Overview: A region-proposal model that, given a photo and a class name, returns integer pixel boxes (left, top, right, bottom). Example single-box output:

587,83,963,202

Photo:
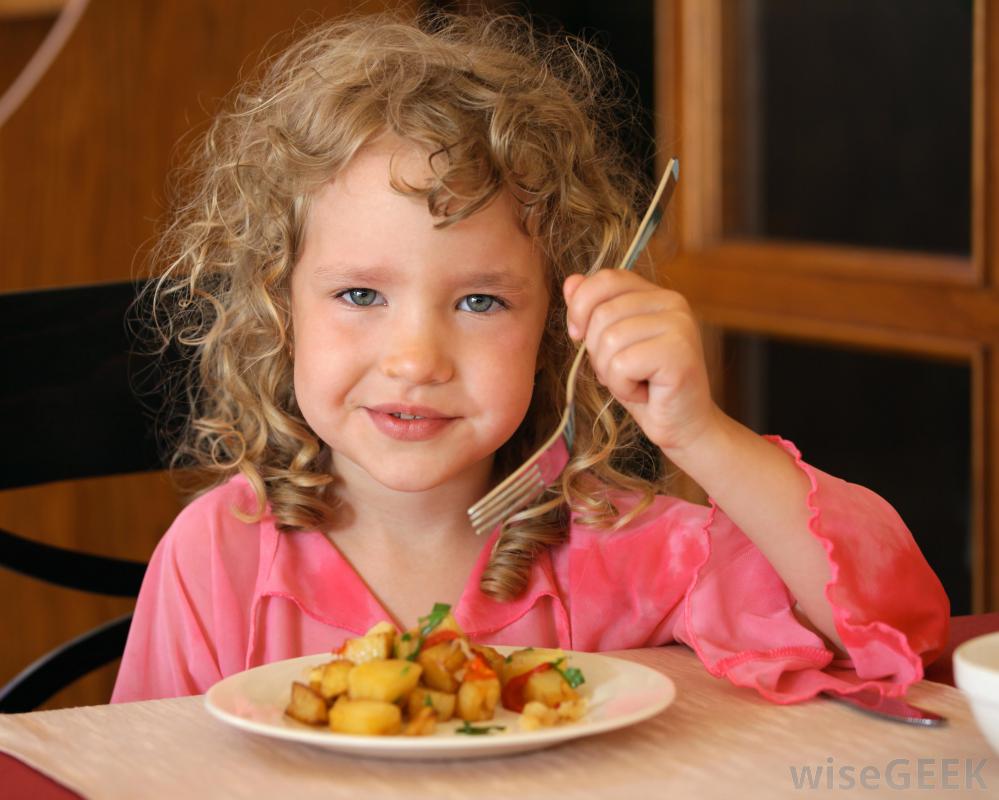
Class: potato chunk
402,705,437,736
334,629,394,665
501,648,566,684
285,682,328,725
418,641,467,693
519,700,558,730
524,667,579,708
470,644,505,676
329,697,402,735
347,659,422,703
316,660,354,702
407,687,456,721
394,631,421,661
457,676,501,722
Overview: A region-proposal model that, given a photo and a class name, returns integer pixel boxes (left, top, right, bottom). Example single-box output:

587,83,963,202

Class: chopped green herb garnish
549,658,585,689
418,603,451,638
402,665,411,675
423,693,434,707
455,720,506,736
405,603,452,662
401,632,412,641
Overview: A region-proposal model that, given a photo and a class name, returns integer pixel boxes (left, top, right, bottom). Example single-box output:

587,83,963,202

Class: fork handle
563,342,588,407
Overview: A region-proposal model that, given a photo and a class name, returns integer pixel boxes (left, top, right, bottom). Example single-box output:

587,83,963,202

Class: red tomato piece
422,629,460,650
500,662,551,713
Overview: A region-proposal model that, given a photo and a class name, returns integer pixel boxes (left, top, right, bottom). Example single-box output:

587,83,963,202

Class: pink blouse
111,437,949,705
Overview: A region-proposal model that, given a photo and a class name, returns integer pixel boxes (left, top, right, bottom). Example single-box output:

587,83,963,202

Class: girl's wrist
657,407,740,490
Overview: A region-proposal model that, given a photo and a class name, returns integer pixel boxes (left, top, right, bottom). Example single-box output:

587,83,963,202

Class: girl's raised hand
563,269,720,458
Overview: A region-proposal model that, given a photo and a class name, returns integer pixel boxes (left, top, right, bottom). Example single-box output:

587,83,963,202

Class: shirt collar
257,517,565,639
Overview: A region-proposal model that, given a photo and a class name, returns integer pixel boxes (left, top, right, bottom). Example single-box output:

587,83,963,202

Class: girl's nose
379,327,455,385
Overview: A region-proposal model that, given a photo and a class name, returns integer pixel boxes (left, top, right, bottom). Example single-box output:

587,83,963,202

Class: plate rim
204,646,676,754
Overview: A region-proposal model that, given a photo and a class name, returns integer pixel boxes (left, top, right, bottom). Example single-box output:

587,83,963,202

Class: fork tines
467,461,546,536
466,158,678,538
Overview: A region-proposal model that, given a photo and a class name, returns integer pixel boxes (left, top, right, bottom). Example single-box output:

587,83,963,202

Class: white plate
205,647,676,760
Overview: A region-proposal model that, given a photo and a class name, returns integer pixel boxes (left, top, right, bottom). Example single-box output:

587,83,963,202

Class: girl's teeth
392,413,424,420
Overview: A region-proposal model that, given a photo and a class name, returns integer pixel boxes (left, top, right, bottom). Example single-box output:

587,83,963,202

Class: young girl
112,11,948,705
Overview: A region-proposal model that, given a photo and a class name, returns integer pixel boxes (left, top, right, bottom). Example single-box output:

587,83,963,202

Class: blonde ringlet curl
138,9,674,603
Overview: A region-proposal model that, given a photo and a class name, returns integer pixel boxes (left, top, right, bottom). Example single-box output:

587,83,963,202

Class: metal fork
467,158,680,536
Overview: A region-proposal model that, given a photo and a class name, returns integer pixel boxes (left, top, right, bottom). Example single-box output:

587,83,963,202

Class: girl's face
290,138,549,498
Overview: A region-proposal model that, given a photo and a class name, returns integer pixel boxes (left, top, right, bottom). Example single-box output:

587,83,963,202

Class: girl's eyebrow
312,263,390,285
313,264,533,292
456,270,533,293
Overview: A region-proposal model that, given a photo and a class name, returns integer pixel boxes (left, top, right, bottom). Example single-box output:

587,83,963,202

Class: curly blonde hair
141,9,671,601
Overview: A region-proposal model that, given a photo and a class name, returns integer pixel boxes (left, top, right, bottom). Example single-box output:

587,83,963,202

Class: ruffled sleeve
111,479,263,703
667,436,950,704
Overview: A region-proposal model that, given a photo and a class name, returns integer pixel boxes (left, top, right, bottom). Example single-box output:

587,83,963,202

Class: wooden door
655,0,998,612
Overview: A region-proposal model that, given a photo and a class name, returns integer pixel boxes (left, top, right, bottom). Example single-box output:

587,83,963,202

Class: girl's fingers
565,269,687,342
564,270,650,339
562,274,587,338
600,333,697,406
583,290,686,354
586,312,671,379
562,273,586,303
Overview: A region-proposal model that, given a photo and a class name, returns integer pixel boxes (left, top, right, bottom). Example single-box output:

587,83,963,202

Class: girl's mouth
365,407,456,442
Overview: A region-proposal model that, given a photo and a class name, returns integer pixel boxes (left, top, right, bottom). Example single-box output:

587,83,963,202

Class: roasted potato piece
402,705,437,736
407,687,456,721
316,660,354,702
518,697,588,731
394,631,421,661
307,665,324,692
333,623,396,665
417,641,467,693
329,697,402,735
524,667,579,708
285,681,328,725
470,644,505,676
501,648,566,684
397,608,465,660
554,697,588,722
347,659,422,703
457,676,501,722
366,621,397,637
426,609,463,637
518,700,559,731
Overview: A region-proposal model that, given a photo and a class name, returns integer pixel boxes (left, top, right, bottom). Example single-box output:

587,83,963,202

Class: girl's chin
341,455,493,495
366,468,481,495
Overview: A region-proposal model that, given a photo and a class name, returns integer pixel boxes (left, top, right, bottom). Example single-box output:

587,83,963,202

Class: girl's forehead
299,141,548,286
330,137,432,196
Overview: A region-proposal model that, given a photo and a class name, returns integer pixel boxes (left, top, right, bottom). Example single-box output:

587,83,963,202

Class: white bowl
954,631,999,753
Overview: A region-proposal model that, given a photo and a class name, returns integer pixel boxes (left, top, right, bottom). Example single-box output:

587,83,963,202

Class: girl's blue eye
339,288,380,307
459,294,502,313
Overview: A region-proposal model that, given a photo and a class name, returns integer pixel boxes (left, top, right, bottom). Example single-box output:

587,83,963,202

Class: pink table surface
3,613,998,800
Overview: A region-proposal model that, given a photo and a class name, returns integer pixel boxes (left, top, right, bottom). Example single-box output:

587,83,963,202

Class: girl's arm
564,269,916,656
660,407,847,654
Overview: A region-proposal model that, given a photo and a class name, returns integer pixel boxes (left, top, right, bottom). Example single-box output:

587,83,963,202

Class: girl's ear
533,340,545,375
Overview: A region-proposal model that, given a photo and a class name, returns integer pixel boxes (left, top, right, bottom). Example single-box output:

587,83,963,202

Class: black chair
0,281,164,712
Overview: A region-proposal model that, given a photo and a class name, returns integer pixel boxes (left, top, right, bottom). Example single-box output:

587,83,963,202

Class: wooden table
0,646,995,799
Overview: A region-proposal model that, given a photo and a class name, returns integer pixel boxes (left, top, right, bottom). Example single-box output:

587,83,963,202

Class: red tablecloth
3,613,998,800
922,611,999,686
1,753,81,799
